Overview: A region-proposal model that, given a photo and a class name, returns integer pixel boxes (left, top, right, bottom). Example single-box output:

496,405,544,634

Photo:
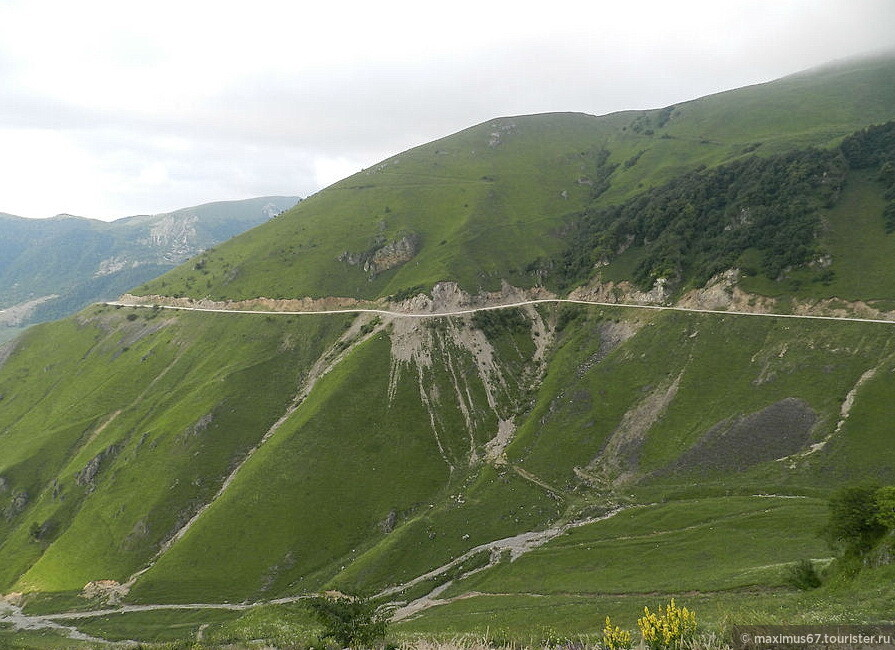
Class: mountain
1,54,895,646
0,196,300,335
133,53,895,305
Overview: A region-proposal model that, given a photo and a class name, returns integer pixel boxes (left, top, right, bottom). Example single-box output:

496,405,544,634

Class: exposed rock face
4,491,28,520
95,257,135,277
368,234,420,273
338,232,421,275
676,270,776,312
144,215,200,262
379,509,398,533
81,580,129,605
569,276,671,305
75,445,122,491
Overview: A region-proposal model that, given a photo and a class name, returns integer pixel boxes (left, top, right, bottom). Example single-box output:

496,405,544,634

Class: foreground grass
398,566,895,641
4,563,894,648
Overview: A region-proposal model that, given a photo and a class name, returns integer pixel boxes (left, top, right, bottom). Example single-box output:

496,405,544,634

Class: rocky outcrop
568,277,672,305
676,270,777,313
81,580,129,605
142,214,200,262
4,491,28,520
75,445,122,491
338,232,421,276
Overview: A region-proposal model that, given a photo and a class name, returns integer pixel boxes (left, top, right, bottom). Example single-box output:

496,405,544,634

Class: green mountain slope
135,53,895,304
2,54,895,645
0,196,299,330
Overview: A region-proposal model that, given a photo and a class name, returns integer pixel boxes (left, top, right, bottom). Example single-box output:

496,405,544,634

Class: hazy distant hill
1,54,895,645
0,196,299,333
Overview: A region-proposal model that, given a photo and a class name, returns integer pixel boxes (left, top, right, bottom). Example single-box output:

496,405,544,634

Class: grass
443,496,829,596
67,608,242,643
0,628,100,649
4,302,895,611
399,563,895,642
128,332,459,603
0,307,348,593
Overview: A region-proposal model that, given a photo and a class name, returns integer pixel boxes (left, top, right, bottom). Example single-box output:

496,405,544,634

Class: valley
1,53,895,647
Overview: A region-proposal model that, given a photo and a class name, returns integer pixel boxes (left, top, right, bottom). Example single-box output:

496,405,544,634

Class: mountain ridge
0,196,300,335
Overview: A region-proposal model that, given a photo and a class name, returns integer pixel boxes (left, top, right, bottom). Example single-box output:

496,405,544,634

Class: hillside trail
378,506,633,621
0,599,118,644
0,494,814,632
0,508,630,630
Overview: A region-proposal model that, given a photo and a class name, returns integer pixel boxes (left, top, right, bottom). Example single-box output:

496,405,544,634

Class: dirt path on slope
380,507,633,621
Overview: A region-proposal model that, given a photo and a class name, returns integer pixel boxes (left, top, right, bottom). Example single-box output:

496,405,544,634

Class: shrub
787,558,822,590
304,593,390,648
821,484,887,555
637,599,697,649
875,486,895,529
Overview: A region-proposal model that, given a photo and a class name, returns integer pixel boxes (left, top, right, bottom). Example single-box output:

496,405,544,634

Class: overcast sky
1,0,893,220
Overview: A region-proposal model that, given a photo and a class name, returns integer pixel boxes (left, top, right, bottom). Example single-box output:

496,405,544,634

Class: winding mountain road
105,297,895,326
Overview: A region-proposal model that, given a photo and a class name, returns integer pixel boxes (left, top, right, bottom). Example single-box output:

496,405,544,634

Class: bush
875,486,895,529
304,593,390,648
787,558,822,590
821,484,887,555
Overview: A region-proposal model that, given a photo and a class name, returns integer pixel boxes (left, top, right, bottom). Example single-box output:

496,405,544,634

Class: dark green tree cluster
553,148,846,290
822,484,895,568
790,484,894,590
305,593,390,648
839,120,895,231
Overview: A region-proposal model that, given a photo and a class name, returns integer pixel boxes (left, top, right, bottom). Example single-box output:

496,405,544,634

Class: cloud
0,0,893,219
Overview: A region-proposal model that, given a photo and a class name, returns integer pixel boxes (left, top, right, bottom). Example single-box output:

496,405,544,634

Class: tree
305,593,390,648
875,486,895,530
821,484,887,555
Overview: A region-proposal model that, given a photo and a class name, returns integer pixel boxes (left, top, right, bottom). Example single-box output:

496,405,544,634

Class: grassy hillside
1,302,894,645
135,54,895,303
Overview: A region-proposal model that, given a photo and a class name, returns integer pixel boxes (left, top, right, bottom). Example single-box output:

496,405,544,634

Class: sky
1,0,893,221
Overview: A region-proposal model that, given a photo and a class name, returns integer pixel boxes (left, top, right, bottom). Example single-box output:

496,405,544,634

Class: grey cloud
1,0,893,219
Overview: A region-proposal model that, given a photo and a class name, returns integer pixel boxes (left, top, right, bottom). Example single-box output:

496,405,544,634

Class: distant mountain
0,196,299,329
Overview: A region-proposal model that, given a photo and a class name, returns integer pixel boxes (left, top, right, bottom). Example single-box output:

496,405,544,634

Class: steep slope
0,196,299,330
